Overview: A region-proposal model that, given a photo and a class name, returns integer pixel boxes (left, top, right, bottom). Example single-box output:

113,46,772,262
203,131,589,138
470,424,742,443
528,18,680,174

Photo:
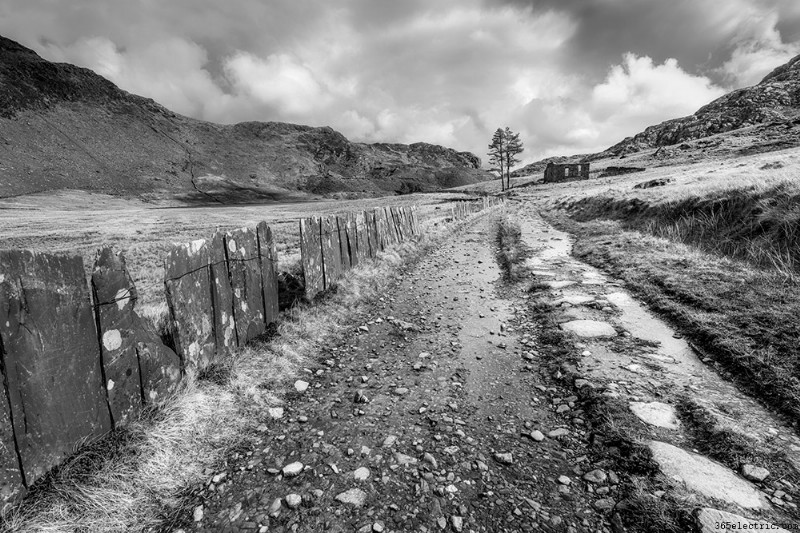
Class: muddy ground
183,207,799,533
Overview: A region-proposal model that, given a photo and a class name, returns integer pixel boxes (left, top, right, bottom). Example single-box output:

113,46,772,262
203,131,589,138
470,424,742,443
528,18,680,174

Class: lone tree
487,127,524,191
487,128,506,190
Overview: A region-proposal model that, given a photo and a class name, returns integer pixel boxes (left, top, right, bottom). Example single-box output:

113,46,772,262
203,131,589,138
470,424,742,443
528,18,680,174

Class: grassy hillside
0,36,490,203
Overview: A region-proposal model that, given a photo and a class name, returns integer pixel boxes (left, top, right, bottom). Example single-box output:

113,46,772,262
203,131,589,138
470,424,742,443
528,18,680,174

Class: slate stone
320,216,342,289
386,207,401,243
410,206,420,235
629,401,680,430
0,340,22,508
336,215,352,271
345,213,361,267
375,209,391,248
164,239,215,369
365,210,381,256
354,212,370,264
649,441,769,509
256,221,279,325
560,320,617,338
211,231,238,355
299,217,324,299
135,327,182,405
226,227,265,345
0,250,111,487
91,247,144,428
390,207,404,242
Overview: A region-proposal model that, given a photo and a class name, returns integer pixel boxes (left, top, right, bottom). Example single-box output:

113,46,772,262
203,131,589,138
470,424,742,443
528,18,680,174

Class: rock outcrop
0,36,490,203
599,54,800,157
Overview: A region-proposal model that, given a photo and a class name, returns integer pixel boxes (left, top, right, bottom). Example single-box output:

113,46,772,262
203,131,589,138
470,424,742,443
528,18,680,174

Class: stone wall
0,220,280,509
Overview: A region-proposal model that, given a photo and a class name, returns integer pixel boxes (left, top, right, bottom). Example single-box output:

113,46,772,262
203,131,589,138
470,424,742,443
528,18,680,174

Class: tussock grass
495,215,533,281
2,205,488,533
552,215,800,422
567,183,800,279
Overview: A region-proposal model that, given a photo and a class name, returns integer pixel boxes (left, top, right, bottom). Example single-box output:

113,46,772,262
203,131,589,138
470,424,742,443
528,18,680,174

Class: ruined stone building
543,162,590,183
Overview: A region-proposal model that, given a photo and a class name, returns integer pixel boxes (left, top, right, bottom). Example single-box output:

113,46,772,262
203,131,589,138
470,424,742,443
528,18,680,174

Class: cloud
224,52,326,116
591,54,726,126
718,11,800,86
40,36,227,119
0,0,797,165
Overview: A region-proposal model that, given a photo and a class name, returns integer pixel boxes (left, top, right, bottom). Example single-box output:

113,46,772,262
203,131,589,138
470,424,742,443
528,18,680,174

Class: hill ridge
0,36,490,203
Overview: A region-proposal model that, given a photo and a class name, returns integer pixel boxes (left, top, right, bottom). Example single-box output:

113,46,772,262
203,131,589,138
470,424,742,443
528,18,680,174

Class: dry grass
494,214,533,281
550,215,800,422
1,201,495,533
0,190,473,307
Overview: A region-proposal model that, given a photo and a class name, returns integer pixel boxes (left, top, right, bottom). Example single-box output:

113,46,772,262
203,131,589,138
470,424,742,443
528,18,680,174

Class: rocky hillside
599,54,800,157
0,36,490,203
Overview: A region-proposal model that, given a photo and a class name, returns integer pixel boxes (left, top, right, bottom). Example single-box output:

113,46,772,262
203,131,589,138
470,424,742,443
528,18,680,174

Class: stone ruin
543,162,590,183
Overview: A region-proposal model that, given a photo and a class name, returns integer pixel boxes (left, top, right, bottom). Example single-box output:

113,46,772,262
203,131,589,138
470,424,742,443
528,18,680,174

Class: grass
1,201,495,532
548,214,800,423
494,214,533,281
0,190,475,307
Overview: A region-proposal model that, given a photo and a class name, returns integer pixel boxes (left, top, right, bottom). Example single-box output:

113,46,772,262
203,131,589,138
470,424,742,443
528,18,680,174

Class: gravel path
189,214,616,533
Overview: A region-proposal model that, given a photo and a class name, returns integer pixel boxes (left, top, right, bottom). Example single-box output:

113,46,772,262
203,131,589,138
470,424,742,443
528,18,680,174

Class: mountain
599,54,800,158
513,53,800,177
0,36,490,203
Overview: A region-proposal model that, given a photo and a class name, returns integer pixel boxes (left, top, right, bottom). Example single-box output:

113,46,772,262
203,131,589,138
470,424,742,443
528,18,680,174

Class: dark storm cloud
492,0,800,82
0,0,797,162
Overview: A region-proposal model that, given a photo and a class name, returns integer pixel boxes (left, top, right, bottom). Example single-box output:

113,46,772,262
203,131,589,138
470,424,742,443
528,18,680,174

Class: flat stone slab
697,508,789,533
561,320,617,338
629,402,680,430
555,295,596,306
649,441,769,509
545,280,577,289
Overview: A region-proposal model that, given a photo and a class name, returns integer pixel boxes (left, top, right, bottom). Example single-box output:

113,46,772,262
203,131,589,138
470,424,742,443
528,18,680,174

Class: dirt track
187,206,799,533
189,212,612,533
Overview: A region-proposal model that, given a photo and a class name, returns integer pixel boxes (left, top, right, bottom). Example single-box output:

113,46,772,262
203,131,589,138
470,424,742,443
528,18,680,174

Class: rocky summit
600,54,800,157
0,35,490,203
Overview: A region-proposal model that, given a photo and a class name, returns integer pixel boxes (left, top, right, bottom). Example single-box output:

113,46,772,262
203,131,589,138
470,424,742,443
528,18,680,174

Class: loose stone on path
335,488,367,507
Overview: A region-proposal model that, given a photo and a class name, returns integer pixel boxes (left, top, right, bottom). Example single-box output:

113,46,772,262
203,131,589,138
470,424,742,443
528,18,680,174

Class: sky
1,0,799,165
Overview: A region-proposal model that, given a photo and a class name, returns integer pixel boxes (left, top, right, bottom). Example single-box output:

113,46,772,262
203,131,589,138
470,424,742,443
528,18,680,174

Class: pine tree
487,128,505,191
503,127,524,190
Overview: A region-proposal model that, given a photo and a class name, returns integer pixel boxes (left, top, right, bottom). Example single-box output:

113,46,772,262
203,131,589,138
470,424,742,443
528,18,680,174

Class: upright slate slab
135,328,182,405
164,239,215,369
226,227,265,345
364,210,378,257
320,216,342,288
353,213,369,265
91,248,144,428
384,207,399,244
0,250,111,487
211,231,238,355
410,206,420,235
336,215,352,271
256,221,279,325
374,209,390,250
299,217,324,299
0,338,21,508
